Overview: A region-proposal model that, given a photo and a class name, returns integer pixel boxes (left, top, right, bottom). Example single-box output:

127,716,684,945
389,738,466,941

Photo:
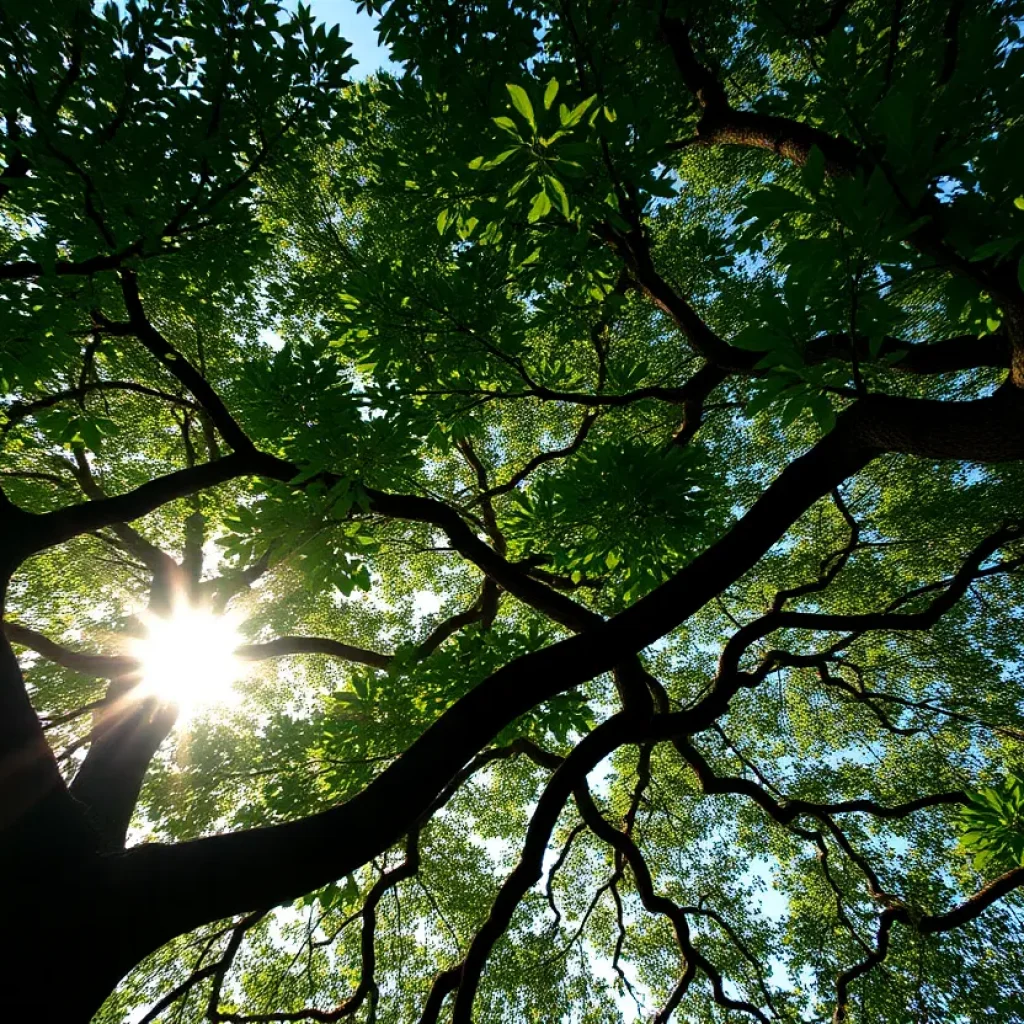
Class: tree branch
449,713,643,1023
833,864,1024,1020
937,0,966,86
657,15,1024,317
26,453,252,556
474,411,598,502
3,381,201,432
0,599,94,869
3,621,136,678
68,692,177,852
210,837,419,1023
236,636,392,671
671,735,966,826
63,387,1024,974
136,911,268,1024
117,271,256,453
413,581,500,660
575,783,770,1022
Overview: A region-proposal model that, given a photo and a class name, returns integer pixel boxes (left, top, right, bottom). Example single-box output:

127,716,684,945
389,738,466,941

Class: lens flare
130,602,245,718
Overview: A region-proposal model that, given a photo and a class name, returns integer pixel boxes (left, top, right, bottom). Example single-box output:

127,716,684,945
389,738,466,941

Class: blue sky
304,0,398,75
109,0,398,74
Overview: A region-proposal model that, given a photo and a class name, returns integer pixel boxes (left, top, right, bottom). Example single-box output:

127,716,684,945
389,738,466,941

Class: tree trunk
3,872,150,1023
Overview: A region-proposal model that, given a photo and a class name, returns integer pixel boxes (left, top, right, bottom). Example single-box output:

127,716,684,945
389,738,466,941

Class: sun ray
129,600,246,719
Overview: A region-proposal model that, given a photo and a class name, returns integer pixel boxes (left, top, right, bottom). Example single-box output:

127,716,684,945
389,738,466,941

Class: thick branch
937,0,966,86
118,271,256,453
79,388,1024,967
0,589,94,869
575,784,770,1022
917,865,1024,934
658,16,1023,314
660,16,862,174
450,713,643,1023
3,621,136,678
69,692,177,852
26,453,251,556
805,332,1010,375
236,636,392,671
0,250,141,281
10,622,393,675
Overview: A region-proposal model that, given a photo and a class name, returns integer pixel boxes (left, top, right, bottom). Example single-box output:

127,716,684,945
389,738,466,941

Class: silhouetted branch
3,621,136,678
3,381,200,432
673,736,967,826
813,0,852,36
449,714,643,1023
136,911,267,1024
209,838,419,1023
236,636,392,670
575,784,771,1022
833,864,1024,1020
414,580,500,660
832,907,897,1023
771,488,860,612
117,272,257,453
719,520,1024,683
475,411,598,501
937,0,966,85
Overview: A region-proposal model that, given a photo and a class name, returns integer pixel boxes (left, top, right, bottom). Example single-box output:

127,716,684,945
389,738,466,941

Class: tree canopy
2,0,1024,1021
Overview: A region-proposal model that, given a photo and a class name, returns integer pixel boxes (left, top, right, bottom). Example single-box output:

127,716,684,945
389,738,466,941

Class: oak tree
2,0,1024,1021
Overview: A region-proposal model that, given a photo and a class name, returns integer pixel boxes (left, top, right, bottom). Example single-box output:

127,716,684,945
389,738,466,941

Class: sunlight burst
130,603,246,717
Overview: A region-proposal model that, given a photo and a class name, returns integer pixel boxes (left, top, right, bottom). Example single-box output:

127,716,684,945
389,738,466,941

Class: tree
2,0,1024,1019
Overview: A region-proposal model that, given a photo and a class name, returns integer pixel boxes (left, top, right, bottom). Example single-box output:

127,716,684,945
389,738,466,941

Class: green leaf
543,78,559,110
527,189,552,222
970,237,1020,261
343,873,360,903
808,394,835,432
559,95,596,127
733,325,786,351
802,144,825,194
546,175,570,217
742,185,812,227
78,419,104,452
506,83,536,130
486,148,519,167
646,174,676,199
780,395,807,427
351,673,370,700
868,333,887,358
